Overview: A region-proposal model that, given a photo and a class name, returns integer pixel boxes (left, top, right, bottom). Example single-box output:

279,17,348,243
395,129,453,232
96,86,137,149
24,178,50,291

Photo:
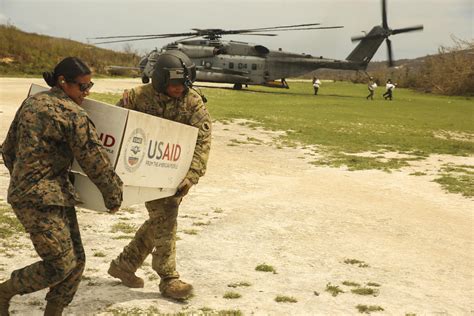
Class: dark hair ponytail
42,57,91,87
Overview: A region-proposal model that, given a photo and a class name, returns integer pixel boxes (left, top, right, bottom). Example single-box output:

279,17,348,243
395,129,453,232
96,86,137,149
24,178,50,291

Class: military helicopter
92,0,423,90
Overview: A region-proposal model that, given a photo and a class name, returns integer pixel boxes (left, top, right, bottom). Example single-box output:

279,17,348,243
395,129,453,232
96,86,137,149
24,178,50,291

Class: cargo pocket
30,226,73,262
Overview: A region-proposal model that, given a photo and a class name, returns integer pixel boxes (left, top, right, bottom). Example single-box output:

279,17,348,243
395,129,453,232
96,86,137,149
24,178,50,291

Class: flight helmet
151,50,196,93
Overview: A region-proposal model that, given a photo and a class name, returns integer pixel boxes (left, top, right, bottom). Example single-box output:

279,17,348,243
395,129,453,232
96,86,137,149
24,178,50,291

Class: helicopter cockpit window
251,64,257,70
229,62,234,69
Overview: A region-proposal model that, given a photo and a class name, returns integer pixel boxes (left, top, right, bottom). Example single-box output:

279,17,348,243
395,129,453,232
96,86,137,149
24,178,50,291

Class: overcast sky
0,0,472,61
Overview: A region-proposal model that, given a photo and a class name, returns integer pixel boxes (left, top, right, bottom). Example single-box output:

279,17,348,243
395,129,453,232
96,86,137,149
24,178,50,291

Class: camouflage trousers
112,196,181,279
10,204,85,306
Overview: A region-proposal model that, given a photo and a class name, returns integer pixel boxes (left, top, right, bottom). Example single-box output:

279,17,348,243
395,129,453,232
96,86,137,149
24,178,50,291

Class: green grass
192,221,211,226
410,171,427,176
182,229,198,235
110,222,137,234
356,304,384,313
147,273,160,281
207,82,472,154
325,283,344,296
367,282,381,287
255,263,277,273
223,291,242,299
343,258,370,268
91,81,473,160
119,206,136,213
0,203,24,239
227,281,251,288
351,287,379,296
274,295,298,303
342,281,361,287
433,164,474,197
108,306,161,316
90,82,473,196
112,235,133,240
27,299,43,306
197,308,242,316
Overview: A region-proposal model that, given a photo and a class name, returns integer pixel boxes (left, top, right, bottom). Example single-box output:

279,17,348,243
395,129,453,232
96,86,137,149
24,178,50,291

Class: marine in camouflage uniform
109,83,211,297
0,87,123,310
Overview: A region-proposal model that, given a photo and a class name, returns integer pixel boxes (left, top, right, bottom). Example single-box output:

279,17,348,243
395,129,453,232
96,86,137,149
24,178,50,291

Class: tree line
0,24,140,76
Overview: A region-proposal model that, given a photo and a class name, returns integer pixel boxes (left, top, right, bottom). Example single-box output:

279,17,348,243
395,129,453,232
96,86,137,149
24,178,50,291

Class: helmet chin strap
179,58,193,88
177,58,206,102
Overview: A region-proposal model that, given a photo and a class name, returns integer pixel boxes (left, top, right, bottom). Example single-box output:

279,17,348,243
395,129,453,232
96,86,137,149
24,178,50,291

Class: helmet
151,50,196,93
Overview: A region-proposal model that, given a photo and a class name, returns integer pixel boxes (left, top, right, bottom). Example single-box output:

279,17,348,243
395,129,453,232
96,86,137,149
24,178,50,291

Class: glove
175,178,193,198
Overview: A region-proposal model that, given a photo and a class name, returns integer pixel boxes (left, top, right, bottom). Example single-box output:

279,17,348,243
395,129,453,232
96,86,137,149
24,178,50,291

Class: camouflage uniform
1,87,123,306
111,84,211,280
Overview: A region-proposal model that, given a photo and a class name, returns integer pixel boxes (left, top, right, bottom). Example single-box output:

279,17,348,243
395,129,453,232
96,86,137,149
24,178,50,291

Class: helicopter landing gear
233,83,242,90
141,75,150,84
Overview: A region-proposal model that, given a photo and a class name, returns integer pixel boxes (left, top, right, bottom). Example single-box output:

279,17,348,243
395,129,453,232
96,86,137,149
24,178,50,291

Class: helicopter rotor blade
89,32,198,40
382,0,388,29
351,34,379,42
386,38,394,67
93,35,186,45
222,26,344,37
175,35,202,42
391,25,424,35
231,22,322,32
91,22,345,44
90,23,325,41
233,33,278,37
262,26,344,32
351,35,365,42
351,24,423,42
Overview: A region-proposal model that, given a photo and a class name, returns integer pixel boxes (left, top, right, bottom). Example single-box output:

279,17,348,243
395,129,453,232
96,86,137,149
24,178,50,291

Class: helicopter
92,0,423,90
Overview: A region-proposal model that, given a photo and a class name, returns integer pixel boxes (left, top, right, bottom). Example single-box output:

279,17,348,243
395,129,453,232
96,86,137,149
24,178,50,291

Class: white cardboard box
29,84,198,211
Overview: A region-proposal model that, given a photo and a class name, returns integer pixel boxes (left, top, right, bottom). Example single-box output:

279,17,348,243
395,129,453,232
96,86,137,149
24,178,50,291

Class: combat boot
0,279,17,316
107,261,144,288
159,278,193,300
44,301,64,316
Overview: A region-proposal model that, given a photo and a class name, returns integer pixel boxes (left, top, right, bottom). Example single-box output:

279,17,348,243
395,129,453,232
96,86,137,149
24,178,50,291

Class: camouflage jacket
117,84,211,184
2,87,123,209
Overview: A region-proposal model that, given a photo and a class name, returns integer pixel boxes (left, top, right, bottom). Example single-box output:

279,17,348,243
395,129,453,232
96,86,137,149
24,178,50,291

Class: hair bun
42,71,56,87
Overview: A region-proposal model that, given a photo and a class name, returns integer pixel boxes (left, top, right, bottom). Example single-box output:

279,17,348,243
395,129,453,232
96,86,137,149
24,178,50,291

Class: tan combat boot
44,302,64,316
159,278,193,300
107,261,144,288
0,279,16,316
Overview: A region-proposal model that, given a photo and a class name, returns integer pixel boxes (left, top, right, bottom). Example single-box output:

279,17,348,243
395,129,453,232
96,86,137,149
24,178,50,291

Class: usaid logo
123,128,147,172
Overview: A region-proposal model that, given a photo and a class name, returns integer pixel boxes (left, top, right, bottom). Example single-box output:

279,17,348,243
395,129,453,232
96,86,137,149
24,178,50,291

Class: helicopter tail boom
345,26,386,67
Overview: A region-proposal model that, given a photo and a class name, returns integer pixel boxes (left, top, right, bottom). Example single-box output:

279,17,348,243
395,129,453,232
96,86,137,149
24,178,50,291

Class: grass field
91,81,474,197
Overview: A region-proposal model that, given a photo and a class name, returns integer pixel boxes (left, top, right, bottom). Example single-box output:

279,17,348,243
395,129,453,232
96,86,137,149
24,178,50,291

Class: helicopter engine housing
179,45,217,58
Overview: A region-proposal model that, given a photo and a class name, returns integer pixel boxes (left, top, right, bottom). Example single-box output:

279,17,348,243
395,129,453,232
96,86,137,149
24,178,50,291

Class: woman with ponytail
42,57,94,105
0,57,123,315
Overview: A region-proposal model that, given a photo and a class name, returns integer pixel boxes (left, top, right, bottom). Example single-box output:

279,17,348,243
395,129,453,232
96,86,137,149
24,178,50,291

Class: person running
0,57,123,315
367,77,377,100
383,79,396,100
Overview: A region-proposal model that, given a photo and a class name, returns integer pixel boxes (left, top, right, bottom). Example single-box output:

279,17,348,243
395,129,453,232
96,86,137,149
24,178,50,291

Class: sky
0,0,472,61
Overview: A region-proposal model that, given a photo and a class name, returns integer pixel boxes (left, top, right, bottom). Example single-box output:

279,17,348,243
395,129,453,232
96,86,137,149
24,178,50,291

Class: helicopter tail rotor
351,0,423,67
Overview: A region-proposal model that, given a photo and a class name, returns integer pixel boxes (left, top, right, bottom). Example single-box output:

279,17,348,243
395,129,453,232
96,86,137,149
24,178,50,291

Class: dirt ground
0,78,472,315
